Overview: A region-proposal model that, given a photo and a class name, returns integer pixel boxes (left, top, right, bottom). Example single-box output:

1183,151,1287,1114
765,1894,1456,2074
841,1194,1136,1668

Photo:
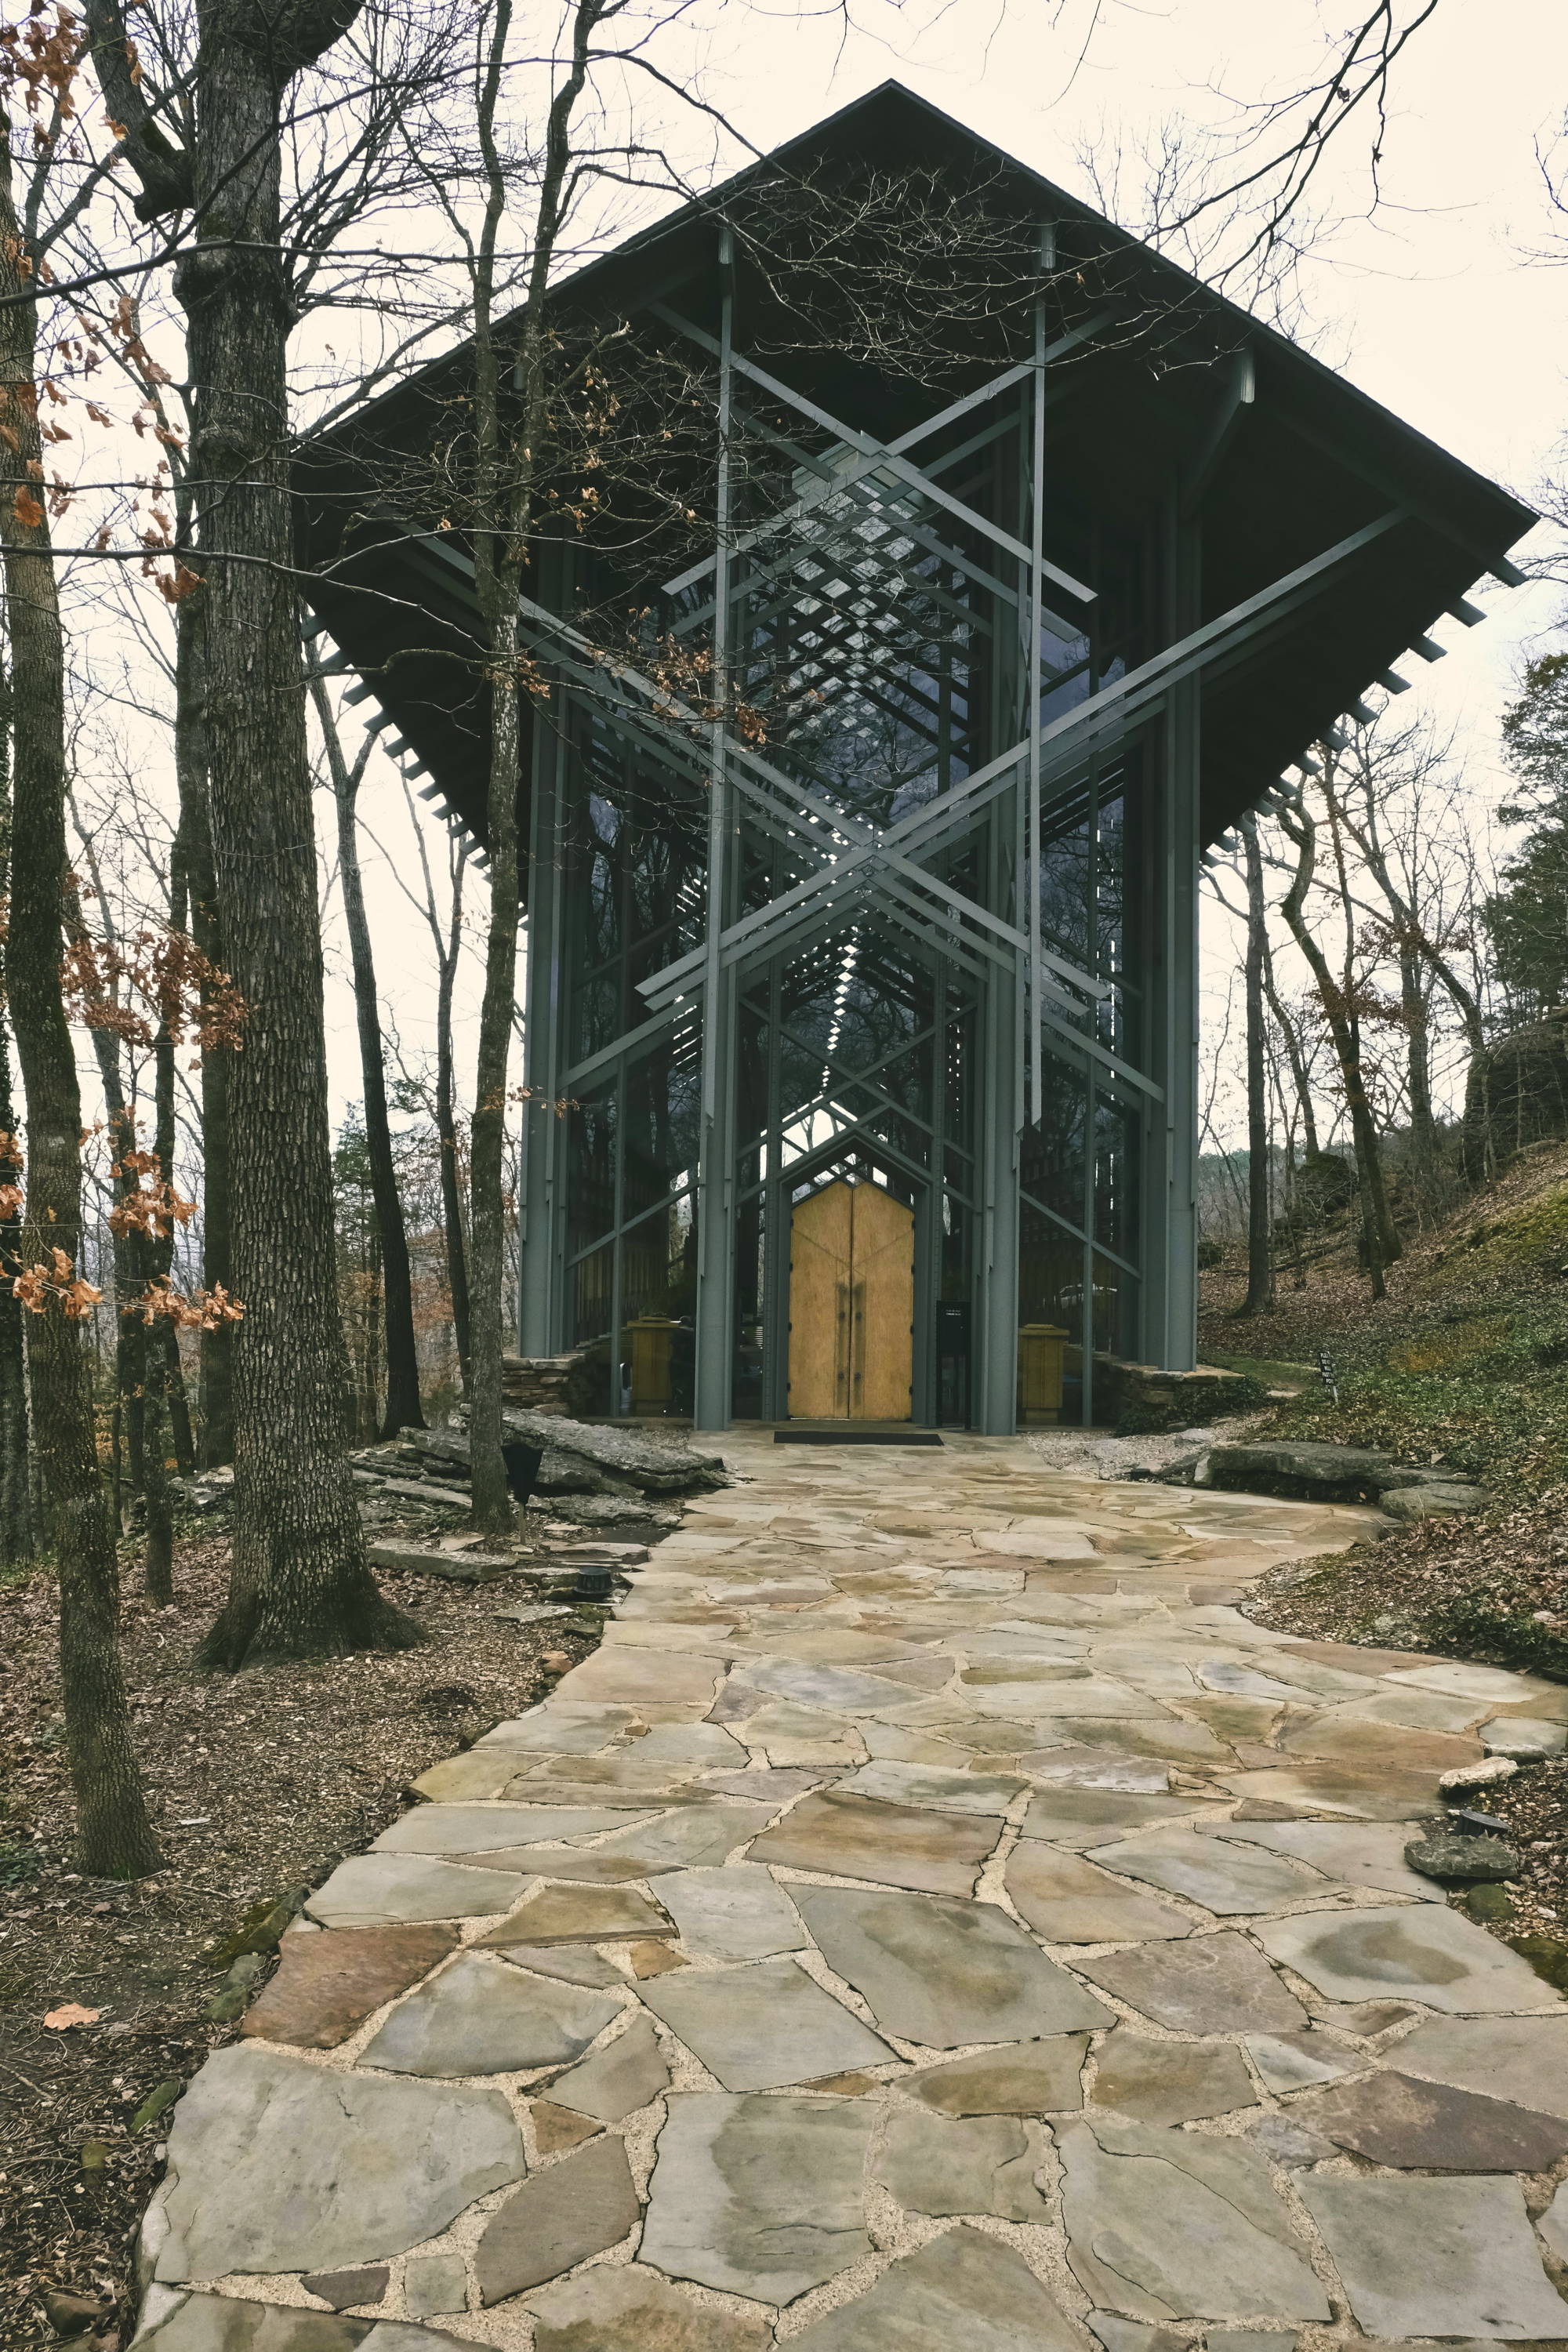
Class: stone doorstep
365,1542,517,1582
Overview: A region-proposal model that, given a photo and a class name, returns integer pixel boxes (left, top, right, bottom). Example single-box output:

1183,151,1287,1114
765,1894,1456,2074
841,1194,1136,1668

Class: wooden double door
787,1178,914,1421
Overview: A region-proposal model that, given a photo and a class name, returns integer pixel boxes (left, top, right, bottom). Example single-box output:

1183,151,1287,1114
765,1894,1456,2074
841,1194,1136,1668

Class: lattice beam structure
504,247,1434,1430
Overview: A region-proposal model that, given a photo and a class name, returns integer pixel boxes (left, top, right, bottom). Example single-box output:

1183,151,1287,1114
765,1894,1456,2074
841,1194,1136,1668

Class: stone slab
488,1944,622,1987
361,1952,621,2074
476,1882,672,1945
129,2290,454,2349
1085,1828,1328,1915
402,2252,466,2318
836,1760,1025,1814
531,2100,600,2153
408,1751,546,1802
744,1657,920,1712
151,2043,524,2281
750,1788,1004,1896
526,2264,772,2351
372,1805,630,1853
648,1864,806,1959
475,2132,640,2302
1483,1714,1568,1759
570,1801,768,1871
301,2269,389,2314
1218,1763,1450,1820
906,2036,1088,2115
241,1926,456,2049
562,1648,728,1705
1200,1817,1443,1903
474,1707,634,1751
702,1766,827,1802
1090,2032,1258,2125
876,2108,1048,2219
1292,2067,1568,2170
1254,1904,1563,2014
794,1884,1113,2045
1058,2115,1329,2322
1298,2172,1568,2339
639,1955,892,2089
1244,2029,1355,2092
304,1856,528,1929
641,2091,873,2303
1004,1843,1194,1944
1017,1789,1224,1848
1396,2013,1568,2119
545,2013,670,2121
796,2225,1087,2350
1074,1931,1306,2035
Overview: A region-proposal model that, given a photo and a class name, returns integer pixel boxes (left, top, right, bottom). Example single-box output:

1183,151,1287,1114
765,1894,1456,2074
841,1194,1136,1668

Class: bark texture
1240,814,1275,1316
170,8,416,1665
434,853,471,1385
0,136,159,1874
177,599,234,1466
0,666,31,1563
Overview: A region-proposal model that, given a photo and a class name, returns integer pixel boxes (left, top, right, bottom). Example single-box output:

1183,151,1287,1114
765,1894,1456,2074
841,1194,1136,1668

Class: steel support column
1143,491,1202,1370
693,230,738,1429
517,562,568,1354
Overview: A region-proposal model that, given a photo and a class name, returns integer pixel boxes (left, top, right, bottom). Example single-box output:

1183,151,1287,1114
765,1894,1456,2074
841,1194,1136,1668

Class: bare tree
395,775,472,1383
310,666,426,1435
92,0,428,1664
0,75,160,1873
1273,762,1402,1297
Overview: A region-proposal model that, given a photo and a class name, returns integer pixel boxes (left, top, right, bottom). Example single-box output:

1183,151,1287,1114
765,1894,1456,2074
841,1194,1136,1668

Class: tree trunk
1261,952,1319,1159
1399,946,1440,1218
1240,815,1274,1316
310,670,425,1435
467,600,522,1534
142,891,184,1604
0,670,31,1563
436,864,471,1384
177,21,417,1668
0,136,160,1875
467,0,603,1530
176,600,234,1467
0,1012,31,1563
1279,789,1400,1299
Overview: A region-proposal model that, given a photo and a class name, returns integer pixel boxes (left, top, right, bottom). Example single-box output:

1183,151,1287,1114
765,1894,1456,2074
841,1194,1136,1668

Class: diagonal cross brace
635,506,1406,1014
650,302,1098,610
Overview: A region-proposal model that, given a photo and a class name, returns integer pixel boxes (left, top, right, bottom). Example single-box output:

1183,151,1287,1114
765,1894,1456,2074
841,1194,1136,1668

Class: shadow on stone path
132,1432,1568,2349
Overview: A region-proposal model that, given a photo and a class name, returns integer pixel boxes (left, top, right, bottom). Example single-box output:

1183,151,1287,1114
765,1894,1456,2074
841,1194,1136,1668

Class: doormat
775,1429,944,1446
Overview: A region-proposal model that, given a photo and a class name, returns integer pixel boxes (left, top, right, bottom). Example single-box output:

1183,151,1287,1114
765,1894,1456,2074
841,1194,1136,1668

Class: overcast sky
321,0,1568,1141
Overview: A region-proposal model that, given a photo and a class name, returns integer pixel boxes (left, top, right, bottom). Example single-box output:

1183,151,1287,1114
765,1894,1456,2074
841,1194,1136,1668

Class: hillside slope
1200,1139,1568,1497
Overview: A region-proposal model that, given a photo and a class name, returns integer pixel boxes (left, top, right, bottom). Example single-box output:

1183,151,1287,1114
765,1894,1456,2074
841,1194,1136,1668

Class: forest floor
0,1521,603,2350
1197,1135,1568,1651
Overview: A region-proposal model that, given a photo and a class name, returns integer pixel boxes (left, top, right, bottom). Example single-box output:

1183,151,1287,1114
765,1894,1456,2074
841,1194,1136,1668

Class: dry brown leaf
42,2001,103,2030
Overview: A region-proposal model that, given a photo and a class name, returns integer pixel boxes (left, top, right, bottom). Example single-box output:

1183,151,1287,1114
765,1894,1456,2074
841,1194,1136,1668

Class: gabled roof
299,79,1535,866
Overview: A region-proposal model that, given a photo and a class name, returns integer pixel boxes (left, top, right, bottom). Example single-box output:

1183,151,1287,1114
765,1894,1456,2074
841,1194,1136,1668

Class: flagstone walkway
134,1432,1568,2350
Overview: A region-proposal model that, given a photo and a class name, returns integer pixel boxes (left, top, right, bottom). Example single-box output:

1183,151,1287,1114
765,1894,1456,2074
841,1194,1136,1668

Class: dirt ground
0,1524,601,2350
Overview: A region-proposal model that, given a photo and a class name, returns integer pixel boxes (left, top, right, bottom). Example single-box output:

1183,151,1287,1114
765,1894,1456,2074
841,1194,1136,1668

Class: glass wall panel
566,1083,617,1261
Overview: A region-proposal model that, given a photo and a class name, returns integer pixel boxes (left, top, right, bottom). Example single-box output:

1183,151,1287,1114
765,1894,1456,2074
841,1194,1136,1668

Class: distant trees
1494,653,1568,1015
1202,703,1515,1309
